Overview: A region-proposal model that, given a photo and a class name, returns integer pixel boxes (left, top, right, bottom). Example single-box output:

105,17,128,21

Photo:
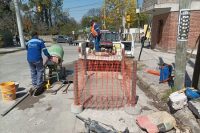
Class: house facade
142,0,200,50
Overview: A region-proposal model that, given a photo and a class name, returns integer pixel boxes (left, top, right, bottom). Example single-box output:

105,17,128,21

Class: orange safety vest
91,23,98,37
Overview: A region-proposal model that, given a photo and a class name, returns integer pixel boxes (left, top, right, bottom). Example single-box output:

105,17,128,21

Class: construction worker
15,34,20,46
26,31,51,91
90,19,101,52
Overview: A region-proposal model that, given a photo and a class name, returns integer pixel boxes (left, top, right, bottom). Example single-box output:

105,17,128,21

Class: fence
73,54,137,109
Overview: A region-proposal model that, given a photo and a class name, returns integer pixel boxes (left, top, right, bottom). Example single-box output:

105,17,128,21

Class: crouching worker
26,31,51,93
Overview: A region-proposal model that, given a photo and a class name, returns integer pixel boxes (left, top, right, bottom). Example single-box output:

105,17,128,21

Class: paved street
0,44,78,87
0,43,161,133
1,0,200,132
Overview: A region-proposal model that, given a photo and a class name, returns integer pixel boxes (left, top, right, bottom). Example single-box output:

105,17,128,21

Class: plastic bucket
0,81,16,101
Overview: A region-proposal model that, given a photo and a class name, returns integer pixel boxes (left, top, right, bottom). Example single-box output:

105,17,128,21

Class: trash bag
185,87,200,100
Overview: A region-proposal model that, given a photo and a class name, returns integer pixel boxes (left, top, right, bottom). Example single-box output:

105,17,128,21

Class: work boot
28,86,37,96
33,85,45,97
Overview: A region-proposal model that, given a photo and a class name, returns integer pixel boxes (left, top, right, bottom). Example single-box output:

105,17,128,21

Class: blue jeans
28,59,44,88
94,36,100,52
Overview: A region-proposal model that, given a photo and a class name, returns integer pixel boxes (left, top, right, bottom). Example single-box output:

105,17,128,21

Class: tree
20,0,71,35
104,0,122,31
0,0,15,32
103,0,148,31
81,8,101,31
0,0,15,46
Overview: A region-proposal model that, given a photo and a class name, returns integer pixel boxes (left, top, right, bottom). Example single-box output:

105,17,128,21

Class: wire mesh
73,53,137,109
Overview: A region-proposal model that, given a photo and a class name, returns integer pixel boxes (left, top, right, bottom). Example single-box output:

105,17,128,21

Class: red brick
151,11,200,50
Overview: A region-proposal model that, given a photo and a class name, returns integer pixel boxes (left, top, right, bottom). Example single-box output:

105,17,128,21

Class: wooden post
74,61,79,105
131,60,137,106
174,0,191,90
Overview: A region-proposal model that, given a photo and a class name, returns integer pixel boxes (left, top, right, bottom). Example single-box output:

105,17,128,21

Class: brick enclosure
151,11,200,50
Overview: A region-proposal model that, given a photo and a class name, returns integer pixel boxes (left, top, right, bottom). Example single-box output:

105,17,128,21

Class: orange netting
73,54,137,109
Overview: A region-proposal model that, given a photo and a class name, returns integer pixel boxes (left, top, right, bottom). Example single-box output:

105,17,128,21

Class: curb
0,44,53,55
0,48,25,54
136,70,200,132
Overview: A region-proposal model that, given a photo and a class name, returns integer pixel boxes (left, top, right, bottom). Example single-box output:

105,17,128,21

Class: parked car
55,35,67,43
66,37,73,44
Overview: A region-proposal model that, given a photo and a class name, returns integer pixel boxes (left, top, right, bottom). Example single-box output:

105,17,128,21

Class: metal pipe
1,92,30,117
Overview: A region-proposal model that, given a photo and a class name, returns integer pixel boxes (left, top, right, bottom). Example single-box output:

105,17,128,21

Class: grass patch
161,87,178,102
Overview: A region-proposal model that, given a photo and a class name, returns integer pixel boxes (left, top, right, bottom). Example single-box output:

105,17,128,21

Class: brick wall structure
188,11,200,48
151,10,200,50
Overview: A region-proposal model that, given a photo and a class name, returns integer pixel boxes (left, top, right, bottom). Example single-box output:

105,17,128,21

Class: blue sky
63,0,104,22
63,0,143,22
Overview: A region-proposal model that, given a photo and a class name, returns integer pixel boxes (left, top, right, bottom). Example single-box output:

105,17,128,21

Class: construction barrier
73,54,137,109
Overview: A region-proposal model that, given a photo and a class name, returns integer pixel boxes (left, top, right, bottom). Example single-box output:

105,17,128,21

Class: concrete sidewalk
134,46,200,132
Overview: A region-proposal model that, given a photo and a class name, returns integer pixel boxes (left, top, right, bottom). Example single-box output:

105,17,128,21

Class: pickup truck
78,31,124,61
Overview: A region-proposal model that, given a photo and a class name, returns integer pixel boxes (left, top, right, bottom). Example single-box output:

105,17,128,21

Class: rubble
188,98,200,118
169,92,187,110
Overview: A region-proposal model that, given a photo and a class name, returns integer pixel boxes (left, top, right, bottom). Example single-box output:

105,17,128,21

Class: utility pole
121,0,126,34
122,12,126,34
103,0,106,30
136,0,140,42
14,0,25,48
174,0,191,90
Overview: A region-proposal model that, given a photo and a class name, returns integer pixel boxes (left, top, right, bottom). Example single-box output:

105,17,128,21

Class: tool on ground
138,16,152,61
62,82,71,93
1,87,37,117
144,69,160,76
76,115,129,133
51,80,68,95
46,80,51,90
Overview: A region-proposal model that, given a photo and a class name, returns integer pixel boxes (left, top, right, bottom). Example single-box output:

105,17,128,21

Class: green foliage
0,0,16,47
0,30,13,47
80,8,101,32
20,0,79,36
102,0,149,30
161,87,178,102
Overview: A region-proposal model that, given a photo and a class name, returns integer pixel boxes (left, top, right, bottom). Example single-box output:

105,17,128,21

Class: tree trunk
41,4,44,23
49,8,52,27
44,5,49,28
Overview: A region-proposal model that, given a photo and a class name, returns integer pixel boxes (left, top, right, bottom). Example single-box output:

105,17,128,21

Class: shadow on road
16,87,26,92
16,92,27,99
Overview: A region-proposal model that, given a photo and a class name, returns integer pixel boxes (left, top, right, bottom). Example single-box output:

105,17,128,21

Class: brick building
142,0,200,50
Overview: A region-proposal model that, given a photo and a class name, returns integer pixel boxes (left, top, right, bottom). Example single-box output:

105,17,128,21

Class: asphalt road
0,44,160,133
0,43,78,88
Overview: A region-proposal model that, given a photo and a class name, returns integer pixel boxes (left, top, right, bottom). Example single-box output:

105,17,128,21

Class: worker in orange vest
90,20,101,52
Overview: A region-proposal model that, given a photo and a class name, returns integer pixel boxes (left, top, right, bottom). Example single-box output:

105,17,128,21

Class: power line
64,0,95,2
68,7,101,12
64,2,102,10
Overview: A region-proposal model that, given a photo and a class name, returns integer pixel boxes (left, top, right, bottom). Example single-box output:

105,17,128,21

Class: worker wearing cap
90,20,101,52
26,31,51,89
